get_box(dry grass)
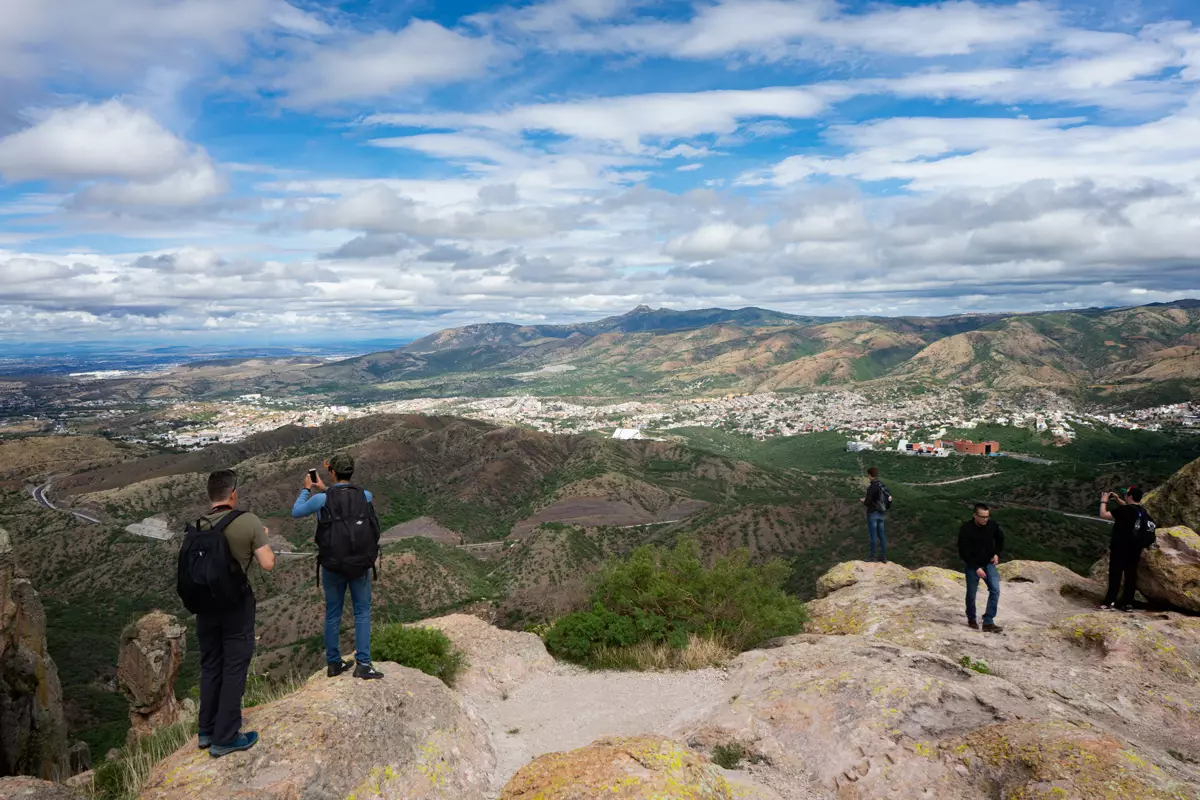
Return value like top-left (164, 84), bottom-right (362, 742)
top-left (588, 633), bottom-right (735, 671)
top-left (82, 709), bottom-right (196, 800)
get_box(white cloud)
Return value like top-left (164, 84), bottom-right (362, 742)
top-left (368, 86), bottom-right (840, 151)
top-left (274, 20), bottom-right (505, 107)
top-left (0, 100), bottom-right (227, 208)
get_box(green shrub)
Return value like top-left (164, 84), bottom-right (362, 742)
top-left (959, 655), bottom-right (991, 675)
top-left (544, 537), bottom-right (806, 667)
top-left (372, 624), bottom-right (467, 686)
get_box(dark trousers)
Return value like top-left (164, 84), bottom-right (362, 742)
top-left (1104, 544), bottom-right (1143, 607)
top-left (196, 593), bottom-right (256, 745)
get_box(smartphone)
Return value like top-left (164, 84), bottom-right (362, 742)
top-left (308, 469), bottom-right (318, 484)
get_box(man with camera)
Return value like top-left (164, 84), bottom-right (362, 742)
top-left (1099, 486), bottom-right (1156, 612)
top-left (292, 453), bottom-right (384, 680)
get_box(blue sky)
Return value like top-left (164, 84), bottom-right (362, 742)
top-left (1, 0), bottom-right (1200, 341)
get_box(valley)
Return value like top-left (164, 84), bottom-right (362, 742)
top-left (2, 411), bottom-right (1199, 759)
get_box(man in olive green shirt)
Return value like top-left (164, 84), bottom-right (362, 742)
top-left (195, 469), bottom-right (274, 757)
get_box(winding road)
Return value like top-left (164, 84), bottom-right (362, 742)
top-left (31, 481), bottom-right (101, 524)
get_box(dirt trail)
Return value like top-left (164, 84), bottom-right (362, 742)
top-left (900, 472), bottom-right (999, 486)
top-left (470, 662), bottom-right (823, 799)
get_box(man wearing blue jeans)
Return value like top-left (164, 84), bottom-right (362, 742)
top-left (292, 452), bottom-right (384, 680)
top-left (958, 503), bottom-right (1005, 633)
top-left (860, 467), bottom-right (891, 563)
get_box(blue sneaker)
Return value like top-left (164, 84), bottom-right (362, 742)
top-left (209, 731), bottom-right (258, 758)
top-left (198, 731), bottom-right (212, 749)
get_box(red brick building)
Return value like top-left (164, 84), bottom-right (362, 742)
top-left (950, 439), bottom-right (1001, 455)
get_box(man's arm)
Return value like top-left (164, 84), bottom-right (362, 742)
top-left (292, 489), bottom-right (326, 518)
top-left (957, 523), bottom-right (970, 565)
top-left (864, 483), bottom-right (878, 508)
top-left (254, 543), bottom-right (275, 571)
top-left (1099, 492), bottom-right (1117, 520)
top-left (992, 524), bottom-right (1004, 564)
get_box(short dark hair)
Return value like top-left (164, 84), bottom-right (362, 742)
top-left (973, 502), bottom-right (990, 514)
top-left (867, 466), bottom-right (879, 478)
top-left (207, 469), bottom-right (237, 503)
top-left (1128, 486), bottom-right (1144, 502)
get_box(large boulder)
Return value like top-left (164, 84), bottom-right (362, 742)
top-left (117, 612), bottom-right (186, 743)
top-left (499, 736), bottom-right (779, 799)
top-left (1145, 455), bottom-right (1200, 531)
top-left (0, 528), bottom-right (69, 781)
top-left (412, 614), bottom-right (553, 699)
top-left (139, 663), bottom-right (494, 800)
top-left (1091, 526), bottom-right (1200, 613)
top-left (0, 777), bottom-right (81, 799)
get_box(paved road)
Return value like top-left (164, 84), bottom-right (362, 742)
top-left (31, 482), bottom-right (101, 524)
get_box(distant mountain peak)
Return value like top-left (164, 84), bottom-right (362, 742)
top-left (630, 304), bottom-right (654, 314)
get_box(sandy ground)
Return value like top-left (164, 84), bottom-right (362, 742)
top-left (470, 662), bottom-right (824, 799)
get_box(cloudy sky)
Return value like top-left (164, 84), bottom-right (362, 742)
top-left (2, 0), bottom-right (1200, 341)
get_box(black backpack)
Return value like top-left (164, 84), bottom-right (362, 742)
top-left (1134, 508), bottom-right (1158, 549)
top-left (177, 510), bottom-right (249, 615)
top-left (315, 485), bottom-right (381, 583)
top-left (871, 480), bottom-right (892, 513)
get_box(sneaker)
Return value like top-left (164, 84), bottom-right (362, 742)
top-left (209, 731), bottom-right (258, 758)
top-left (1118, 605), bottom-right (1134, 613)
top-left (879, 558), bottom-right (888, 564)
top-left (197, 731), bottom-right (212, 750)
top-left (1098, 604), bottom-right (1115, 611)
top-left (982, 623), bottom-right (1005, 634)
top-left (353, 662), bottom-right (384, 680)
top-left (327, 658), bottom-right (353, 678)
top-left (967, 620), bottom-right (979, 630)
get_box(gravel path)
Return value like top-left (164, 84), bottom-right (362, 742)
top-left (473, 662), bottom-right (730, 795)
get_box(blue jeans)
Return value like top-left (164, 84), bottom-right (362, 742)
top-left (867, 513), bottom-right (887, 560)
top-left (322, 567), bottom-right (373, 665)
top-left (965, 562), bottom-right (1000, 625)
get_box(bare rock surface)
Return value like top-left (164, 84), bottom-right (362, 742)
top-left (413, 614), bottom-right (554, 699)
top-left (117, 612), bottom-right (186, 743)
top-left (0, 777), bottom-right (81, 799)
top-left (139, 663), bottom-right (495, 800)
top-left (1145, 454), bottom-right (1200, 531)
top-left (0, 527), bottom-right (68, 781)
top-left (382, 516), bottom-right (463, 546)
top-left (498, 735), bottom-right (781, 799)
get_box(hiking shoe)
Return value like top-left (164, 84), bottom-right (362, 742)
top-left (209, 731), bottom-right (258, 758)
top-left (1118, 605), bottom-right (1135, 613)
top-left (967, 620), bottom-right (980, 630)
top-left (353, 662), bottom-right (384, 680)
top-left (982, 623), bottom-right (1005, 634)
top-left (327, 658), bottom-right (353, 678)
top-left (198, 731), bottom-right (212, 749)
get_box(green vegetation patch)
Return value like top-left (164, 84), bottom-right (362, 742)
top-left (372, 624), bottom-right (467, 687)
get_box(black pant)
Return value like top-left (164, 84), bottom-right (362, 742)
top-left (1104, 543), bottom-right (1143, 607)
top-left (196, 593), bottom-right (256, 745)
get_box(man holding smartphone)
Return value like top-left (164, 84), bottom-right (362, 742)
top-left (292, 453), bottom-right (383, 680)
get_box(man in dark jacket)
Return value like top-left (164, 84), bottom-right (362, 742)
top-left (958, 502), bottom-right (1004, 633)
top-left (860, 466), bottom-right (892, 563)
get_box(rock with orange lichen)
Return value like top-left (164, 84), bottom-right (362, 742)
top-left (498, 735), bottom-right (779, 799)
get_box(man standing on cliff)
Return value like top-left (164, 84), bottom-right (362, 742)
top-left (1099, 486), bottom-right (1154, 612)
top-left (178, 469), bottom-right (275, 757)
top-left (292, 452), bottom-right (383, 680)
top-left (860, 466), bottom-right (892, 563)
top-left (958, 503), bottom-right (1004, 633)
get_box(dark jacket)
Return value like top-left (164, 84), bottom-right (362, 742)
top-left (958, 518), bottom-right (1004, 569)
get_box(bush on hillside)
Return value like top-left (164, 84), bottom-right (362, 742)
top-left (544, 537), bottom-right (806, 667)
top-left (372, 624), bottom-right (467, 686)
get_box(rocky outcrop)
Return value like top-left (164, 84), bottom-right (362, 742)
top-left (0, 527), bottom-right (68, 781)
top-left (140, 663), bottom-right (495, 800)
top-left (1091, 526), bottom-right (1200, 612)
top-left (0, 777), bottom-right (81, 799)
top-left (414, 614), bottom-right (554, 699)
top-left (117, 612), bottom-right (186, 743)
top-left (1145, 455), bottom-right (1200, 531)
top-left (499, 736), bottom-right (779, 799)
top-left (675, 559), bottom-right (1200, 797)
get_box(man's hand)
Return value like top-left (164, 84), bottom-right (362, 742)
top-left (977, 567), bottom-right (987, 578)
top-left (860, 497), bottom-right (866, 504)
top-left (991, 554), bottom-right (999, 566)
top-left (304, 472), bottom-right (315, 490)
